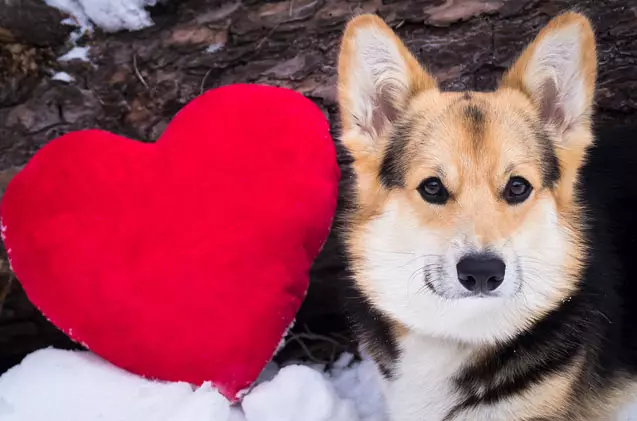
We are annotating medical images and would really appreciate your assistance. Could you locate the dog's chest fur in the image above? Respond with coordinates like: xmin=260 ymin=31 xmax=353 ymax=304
xmin=385 ymin=333 xmax=473 ymax=421
xmin=383 ymin=333 xmax=564 ymax=421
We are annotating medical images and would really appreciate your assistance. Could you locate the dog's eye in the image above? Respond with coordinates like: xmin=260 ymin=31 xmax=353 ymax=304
xmin=418 ymin=177 xmax=449 ymax=205
xmin=503 ymin=176 xmax=532 ymax=204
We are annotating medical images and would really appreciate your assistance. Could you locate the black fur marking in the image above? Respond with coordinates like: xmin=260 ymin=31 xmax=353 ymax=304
xmin=464 ymin=104 xmax=485 ymax=141
xmin=340 ymin=267 xmax=401 ymax=379
xmin=515 ymin=112 xmax=561 ymax=187
xmin=520 ymin=113 xmax=562 ymax=188
xmin=336 ymin=161 xmax=402 ymax=379
xmin=535 ymin=126 xmax=561 ymax=187
xmin=582 ymin=125 xmax=637 ymax=374
xmin=464 ymin=104 xmax=485 ymax=126
xmin=379 ymin=117 xmax=414 ymax=188
xmin=423 ymin=269 xmax=438 ymax=294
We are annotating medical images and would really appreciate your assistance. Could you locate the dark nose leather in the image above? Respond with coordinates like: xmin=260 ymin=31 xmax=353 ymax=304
xmin=456 ymin=254 xmax=506 ymax=294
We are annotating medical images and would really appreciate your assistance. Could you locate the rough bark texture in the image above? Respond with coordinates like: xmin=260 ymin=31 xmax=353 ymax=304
xmin=1 ymin=0 xmax=637 ymax=371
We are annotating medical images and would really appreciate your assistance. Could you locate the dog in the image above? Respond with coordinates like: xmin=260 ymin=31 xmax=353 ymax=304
xmin=336 ymin=11 xmax=637 ymax=421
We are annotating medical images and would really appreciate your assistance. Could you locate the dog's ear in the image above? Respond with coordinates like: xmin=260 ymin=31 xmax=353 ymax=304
xmin=337 ymin=14 xmax=437 ymax=161
xmin=501 ymin=12 xmax=597 ymax=205
xmin=501 ymin=12 xmax=597 ymax=146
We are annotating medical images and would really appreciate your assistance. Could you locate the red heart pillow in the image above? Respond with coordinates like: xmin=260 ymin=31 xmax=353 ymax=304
xmin=0 ymin=84 xmax=340 ymax=401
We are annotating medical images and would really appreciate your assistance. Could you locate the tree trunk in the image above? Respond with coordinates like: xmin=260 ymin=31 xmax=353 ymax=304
xmin=1 ymin=0 xmax=637 ymax=369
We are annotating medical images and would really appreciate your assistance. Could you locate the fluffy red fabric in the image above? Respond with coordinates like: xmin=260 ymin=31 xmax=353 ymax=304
xmin=0 ymin=84 xmax=340 ymax=401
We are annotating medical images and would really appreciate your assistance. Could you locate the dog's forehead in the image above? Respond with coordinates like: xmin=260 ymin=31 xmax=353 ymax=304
xmin=408 ymin=90 xmax=534 ymax=148
xmin=387 ymin=90 xmax=560 ymax=187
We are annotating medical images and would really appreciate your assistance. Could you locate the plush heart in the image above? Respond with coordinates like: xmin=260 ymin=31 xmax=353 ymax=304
xmin=0 ymin=84 xmax=340 ymax=401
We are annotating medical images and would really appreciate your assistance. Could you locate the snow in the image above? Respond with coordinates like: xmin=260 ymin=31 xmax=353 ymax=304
xmin=0 ymin=348 xmax=388 ymax=421
xmin=243 ymin=365 xmax=358 ymax=421
xmin=51 ymin=72 xmax=75 ymax=83
xmin=44 ymin=0 xmax=159 ymax=33
xmin=3 ymin=347 xmax=636 ymax=420
xmin=47 ymin=0 xmax=162 ymax=65
xmin=206 ymin=44 xmax=224 ymax=54
xmin=0 ymin=349 xmax=228 ymax=421
xmin=58 ymin=46 xmax=90 ymax=62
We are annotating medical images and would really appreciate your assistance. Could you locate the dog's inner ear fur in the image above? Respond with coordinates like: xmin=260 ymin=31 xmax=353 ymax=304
xmin=337 ymin=15 xmax=436 ymax=154
xmin=500 ymin=13 xmax=597 ymax=142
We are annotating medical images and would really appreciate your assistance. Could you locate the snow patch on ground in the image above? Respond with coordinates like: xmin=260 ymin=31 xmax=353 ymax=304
xmin=3 ymin=348 xmax=636 ymax=420
xmin=44 ymin=0 xmax=159 ymax=33
xmin=51 ymin=72 xmax=76 ymax=83
xmin=206 ymin=43 xmax=224 ymax=54
xmin=58 ymin=46 xmax=90 ymax=62
xmin=0 ymin=348 xmax=388 ymax=421
xmin=243 ymin=365 xmax=358 ymax=421
xmin=46 ymin=0 xmax=162 ymax=68
xmin=0 ymin=349 xmax=228 ymax=421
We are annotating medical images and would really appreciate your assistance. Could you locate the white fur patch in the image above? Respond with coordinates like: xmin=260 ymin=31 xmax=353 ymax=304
xmin=385 ymin=333 xmax=471 ymax=421
xmin=359 ymin=196 xmax=570 ymax=345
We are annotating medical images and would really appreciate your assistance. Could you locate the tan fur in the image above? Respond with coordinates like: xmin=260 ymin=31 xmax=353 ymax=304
xmin=337 ymin=11 xmax=618 ymax=421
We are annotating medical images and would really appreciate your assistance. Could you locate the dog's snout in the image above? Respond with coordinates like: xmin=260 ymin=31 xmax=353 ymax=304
xmin=456 ymin=254 xmax=506 ymax=294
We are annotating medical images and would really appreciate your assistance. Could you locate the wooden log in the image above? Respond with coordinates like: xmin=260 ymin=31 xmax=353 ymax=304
xmin=0 ymin=0 xmax=72 ymax=46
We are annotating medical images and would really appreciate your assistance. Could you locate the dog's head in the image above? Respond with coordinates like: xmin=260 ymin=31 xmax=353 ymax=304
xmin=337 ymin=12 xmax=596 ymax=344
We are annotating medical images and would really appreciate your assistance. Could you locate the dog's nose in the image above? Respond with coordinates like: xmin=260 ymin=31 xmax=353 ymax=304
xmin=456 ymin=254 xmax=506 ymax=294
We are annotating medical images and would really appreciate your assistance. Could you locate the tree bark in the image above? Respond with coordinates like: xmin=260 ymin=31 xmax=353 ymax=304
xmin=0 ymin=0 xmax=72 ymax=46
xmin=1 ymin=0 xmax=637 ymax=368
